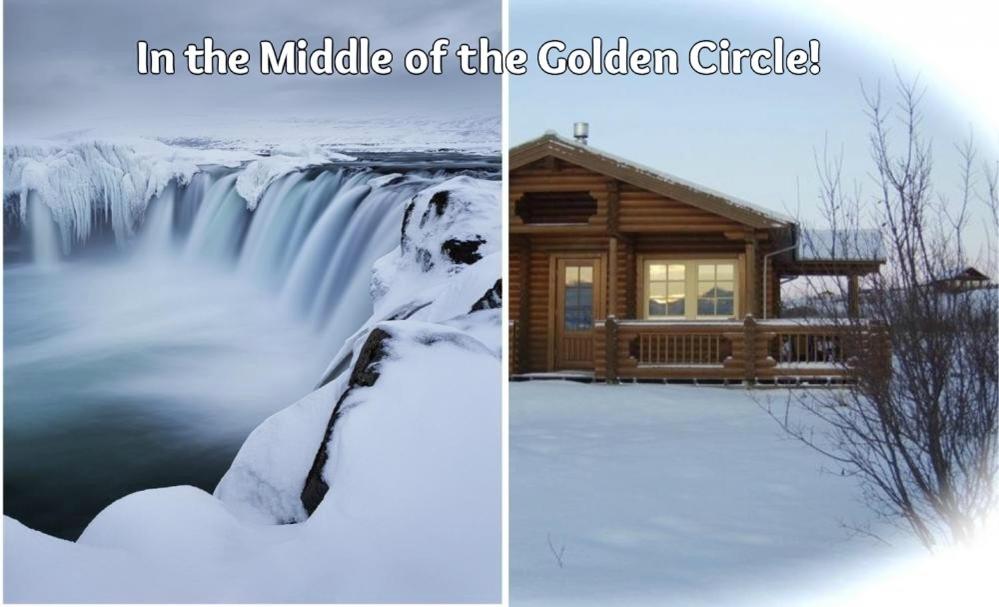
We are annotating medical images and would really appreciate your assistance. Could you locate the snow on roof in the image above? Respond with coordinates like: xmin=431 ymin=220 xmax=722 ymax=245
xmin=513 ymin=132 xmax=793 ymax=227
xmin=797 ymin=228 xmax=884 ymax=262
xmin=938 ymin=266 xmax=991 ymax=281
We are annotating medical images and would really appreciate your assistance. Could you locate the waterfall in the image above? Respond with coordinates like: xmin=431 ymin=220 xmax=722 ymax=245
xmin=138 ymin=183 xmax=177 ymax=256
xmin=26 ymin=193 xmax=61 ymax=268
xmin=5 ymin=161 xmax=463 ymax=344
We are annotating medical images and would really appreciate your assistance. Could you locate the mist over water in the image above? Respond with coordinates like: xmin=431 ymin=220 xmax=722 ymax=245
xmin=3 ymin=156 xmax=497 ymax=539
xmin=3 ymin=260 xmax=326 ymax=538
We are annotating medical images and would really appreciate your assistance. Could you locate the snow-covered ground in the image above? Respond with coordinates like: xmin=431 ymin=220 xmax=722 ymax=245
xmin=510 ymin=381 xmax=924 ymax=606
xmin=10 ymin=114 xmax=501 ymax=156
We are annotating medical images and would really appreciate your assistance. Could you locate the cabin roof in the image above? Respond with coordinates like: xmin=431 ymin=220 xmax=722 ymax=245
xmin=511 ymin=132 xmax=793 ymax=230
xmin=935 ymin=266 xmax=992 ymax=282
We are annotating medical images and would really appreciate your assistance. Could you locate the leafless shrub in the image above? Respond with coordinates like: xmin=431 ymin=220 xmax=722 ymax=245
xmin=766 ymin=75 xmax=998 ymax=550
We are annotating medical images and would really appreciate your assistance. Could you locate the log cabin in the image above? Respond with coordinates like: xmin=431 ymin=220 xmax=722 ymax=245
xmin=509 ymin=126 xmax=885 ymax=383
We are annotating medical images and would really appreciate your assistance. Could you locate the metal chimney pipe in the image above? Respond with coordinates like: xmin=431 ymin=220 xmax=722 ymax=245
xmin=573 ymin=122 xmax=589 ymax=145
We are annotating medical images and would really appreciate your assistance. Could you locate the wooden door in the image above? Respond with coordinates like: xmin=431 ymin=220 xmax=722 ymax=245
xmin=554 ymin=258 xmax=602 ymax=370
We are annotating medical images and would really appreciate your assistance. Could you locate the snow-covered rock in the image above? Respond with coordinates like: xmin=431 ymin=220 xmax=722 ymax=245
xmin=218 ymin=174 xmax=502 ymax=524
xmin=214 ymin=378 xmax=346 ymax=525
xmin=371 ymin=175 xmax=501 ymax=317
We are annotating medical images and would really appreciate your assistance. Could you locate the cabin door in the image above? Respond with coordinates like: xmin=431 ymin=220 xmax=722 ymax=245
xmin=553 ymin=257 xmax=603 ymax=370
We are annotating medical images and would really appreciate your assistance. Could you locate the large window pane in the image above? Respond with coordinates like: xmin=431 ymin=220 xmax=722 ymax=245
xmin=666 ymin=296 xmax=684 ymax=316
xmin=716 ymin=281 xmax=734 ymax=299
xmin=695 ymin=262 xmax=736 ymax=317
xmin=564 ymin=264 xmax=594 ymax=330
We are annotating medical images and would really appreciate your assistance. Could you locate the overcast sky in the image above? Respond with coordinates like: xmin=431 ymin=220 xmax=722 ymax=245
xmin=511 ymin=0 xmax=997 ymax=260
xmin=4 ymin=0 xmax=500 ymax=139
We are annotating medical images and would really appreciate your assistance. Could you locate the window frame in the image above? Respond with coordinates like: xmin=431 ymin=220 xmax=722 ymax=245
xmin=640 ymin=256 xmax=742 ymax=321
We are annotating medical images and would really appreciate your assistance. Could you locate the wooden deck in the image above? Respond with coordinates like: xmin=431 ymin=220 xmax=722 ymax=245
xmin=511 ymin=316 xmax=885 ymax=384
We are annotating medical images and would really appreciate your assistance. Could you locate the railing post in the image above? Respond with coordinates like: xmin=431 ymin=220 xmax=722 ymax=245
xmin=509 ymin=320 xmax=519 ymax=376
xmin=605 ymin=315 xmax=619 ymax=384
xmin=743 ymin=315 xmax=757 ymax=385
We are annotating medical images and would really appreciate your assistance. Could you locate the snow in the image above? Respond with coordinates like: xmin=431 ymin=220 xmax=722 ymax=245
xmin=13 ymin=114 xmax=501 ymax=155
xmin=318 ymin=174 xmax=502 ymax=384
xmin=5 ymin=322 xmax=501 ymax=603
xmin=510 ymin=381 xmax=920 ymax=606
xmin=233 ymin=145 xmax=355 ymax=210
xmin=214 ymin=378 xmax=346 ymax=525
xmin=370 ymin=175 xmax=501 ymax=318
xmin=797 ymin=228 xmax=884 ymax=262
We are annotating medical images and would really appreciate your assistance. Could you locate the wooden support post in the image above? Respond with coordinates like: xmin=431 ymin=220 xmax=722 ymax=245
xmin=848 ymin=274 xmax=860 ymax=318
xmin=745 ymin=239 xmax=759 ymax=317
xmin=608 ymin=237 xmax=618 ymax=318
xmin=606 ymin=316 xmax=619 ymax=384
xmin=624 ymin=238 xmax=637 ymax=318
xmin=743 ymin=315 xmax=758 ymax=385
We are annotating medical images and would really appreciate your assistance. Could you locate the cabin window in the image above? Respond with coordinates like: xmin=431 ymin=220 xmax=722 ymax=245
xmin=515 ymin=191 xmax=597 ymax=224
xmin=647 ymin=263 xmax=686 ymax=317
xmin=563 ymin=265 xmax=594 ymax=330
xmin=697 ymin=263 xmax=735 ymax=316
xmin=644 ymin=259 xmax=738 ymax=320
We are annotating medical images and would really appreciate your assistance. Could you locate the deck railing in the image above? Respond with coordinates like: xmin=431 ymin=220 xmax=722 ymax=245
xmin=593 ymin=316 xmax=881 ymax=383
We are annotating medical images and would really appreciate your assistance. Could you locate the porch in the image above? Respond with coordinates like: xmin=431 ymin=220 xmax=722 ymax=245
xmin=510 ymin=316 xmax=886 ymax=384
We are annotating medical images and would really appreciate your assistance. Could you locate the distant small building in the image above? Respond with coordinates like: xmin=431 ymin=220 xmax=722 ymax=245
xmin=930 ymin=267 xmax=993 ymax=292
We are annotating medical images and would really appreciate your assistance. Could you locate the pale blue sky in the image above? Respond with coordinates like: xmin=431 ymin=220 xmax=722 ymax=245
xmin=510 ymin=0 xmax=996 ymax=261
xmin=4 ymin=0 xmax=500 ymax=137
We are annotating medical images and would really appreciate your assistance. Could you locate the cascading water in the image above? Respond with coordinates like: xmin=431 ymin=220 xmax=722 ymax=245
xmin=3 ymin=151 xmax=499 ymax=539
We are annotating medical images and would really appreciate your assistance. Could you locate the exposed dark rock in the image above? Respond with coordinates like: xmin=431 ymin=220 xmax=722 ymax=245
xmin=419 ymin=190 xmax=449 ymax=227
xmin=315 ymin=302 xmax=432 ymax=388
xmin=300 ymin=327 xmax=393 ymax=515
xmin=416 ymin=248 xmax=434 ymax=271
xmin=441 ymin=236 xmax=485 ymax=265
xmin=429 ymin=190 xmax=449 ymax=217
xmin=470 ymin=279 xmax=502 ymax=312
xmin=348 ymin=327 xmax=392 ymax=388
xmin=401 ymin=197 xmax=417 ymax=251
